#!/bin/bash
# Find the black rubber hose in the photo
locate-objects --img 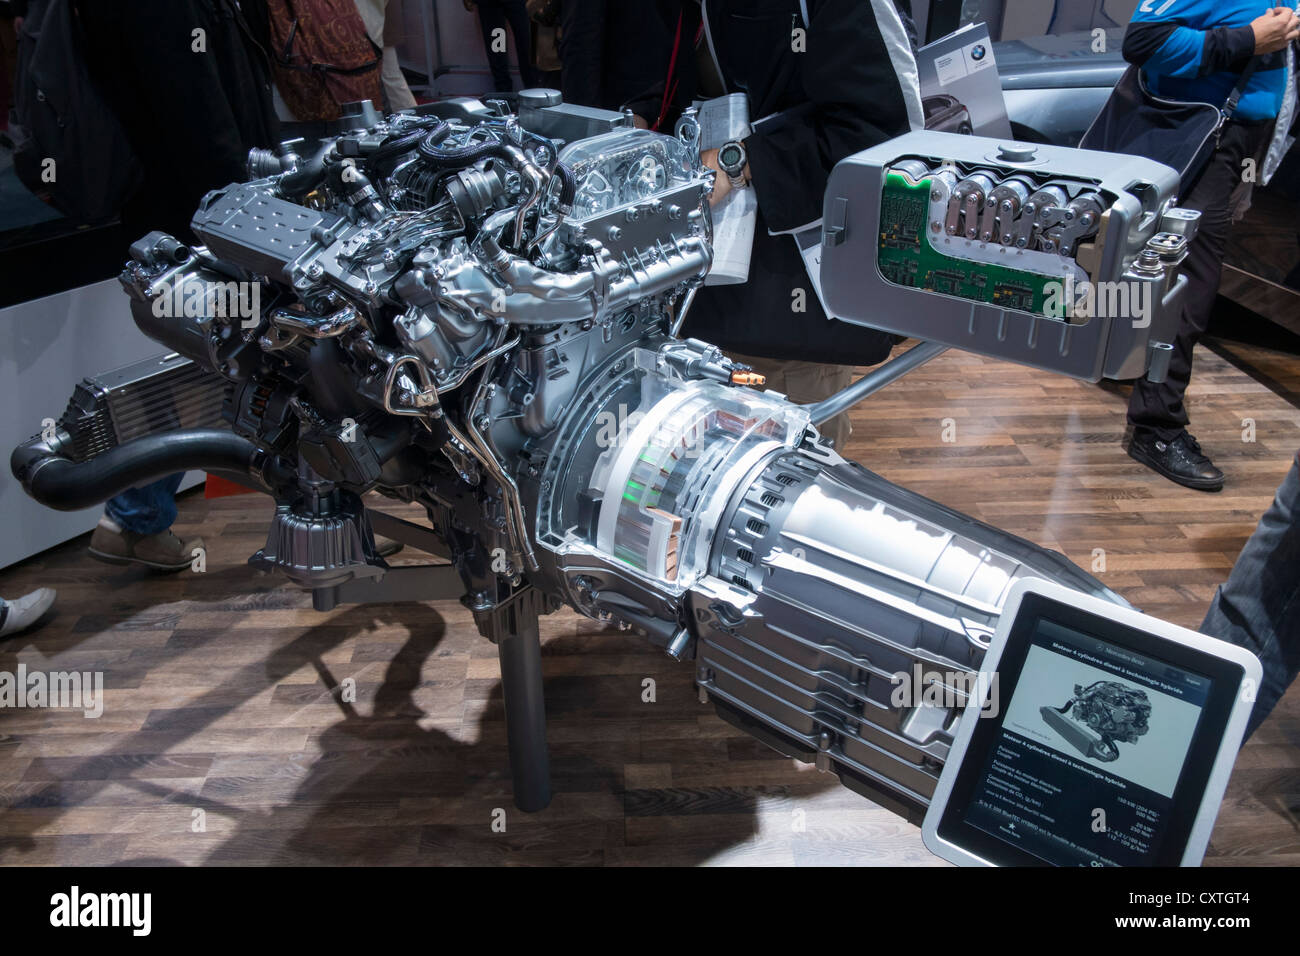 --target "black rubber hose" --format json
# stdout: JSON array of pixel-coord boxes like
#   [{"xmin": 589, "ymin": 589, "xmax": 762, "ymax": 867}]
[
  {"xmin": 554, "ymin": 162, "xmax": 577, "ymax": 208},
  {"xmin": 369, "ymin": 120, "xmax": 449, "ymax": 164},
  {"xmin": 278, "ymin": 141, "xmax": 336, "ymax": 197},
  {"xmin": 417, "ymin": 133, "xmax": 512, "ymax": 168},
  {"xmin": 11, "ymin": 429, "xmax": 291, "ymax": 511}
]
